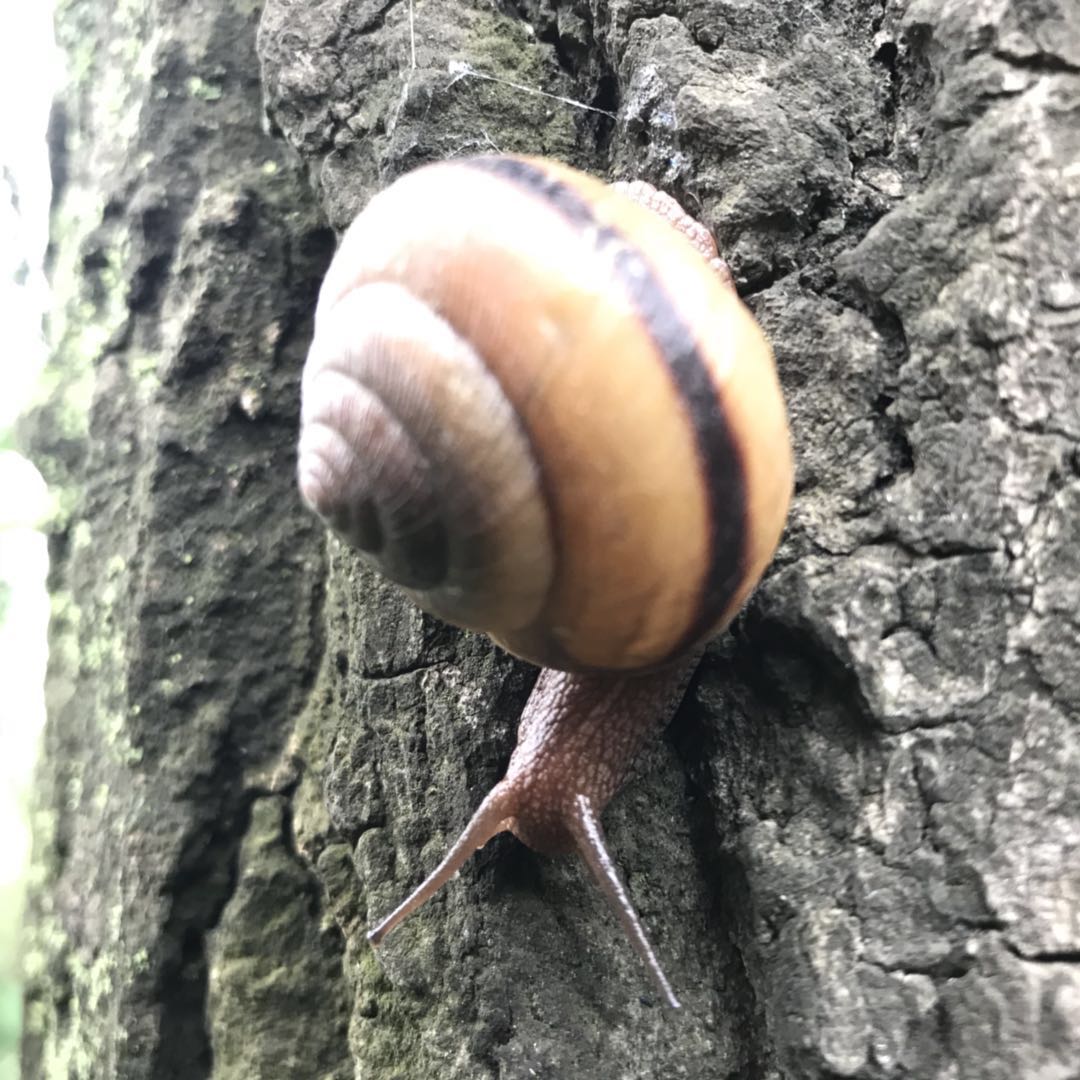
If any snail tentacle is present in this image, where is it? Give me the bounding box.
[569,793,680,1010]
[368,658,698,1003]
[367,782,515,947]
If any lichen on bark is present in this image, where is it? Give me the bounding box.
[22,1,349,1077]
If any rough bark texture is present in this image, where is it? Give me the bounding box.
[23,0,1080,1078]
[21,1,348,1078]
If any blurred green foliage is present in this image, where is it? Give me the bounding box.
[0,972,19,1080]
[0,753,23,1080]
[0,521,40,1076]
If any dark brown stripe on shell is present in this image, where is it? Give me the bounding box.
[467,155,749,655]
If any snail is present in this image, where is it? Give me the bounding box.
[298,155,793,1008]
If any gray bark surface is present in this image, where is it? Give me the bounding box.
[23,0,1080,1078]
[22,1,348,1078]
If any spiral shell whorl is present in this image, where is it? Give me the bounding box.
[299,281,556,635]
[299,155,792,673]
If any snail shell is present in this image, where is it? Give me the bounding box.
[298,155,792,675]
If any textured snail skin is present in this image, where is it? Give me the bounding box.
[298,156,793,1008]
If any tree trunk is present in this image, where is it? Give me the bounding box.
[24,1,1080,1078]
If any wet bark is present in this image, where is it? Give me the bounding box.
[23,1,1080,1078]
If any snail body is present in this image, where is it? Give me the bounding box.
[299,155,793,1008]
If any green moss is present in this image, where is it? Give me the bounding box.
[186,76,223,101]
[127,352,161,391]
[46,591,82,691]
[98,708,142,766]
[230,0,262,18]
[32,174,132,535]
[206,798,351,1078]
[69,521,92,552]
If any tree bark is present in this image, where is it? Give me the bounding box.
[24,0,1080,1078]
[21,2,347,1078]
